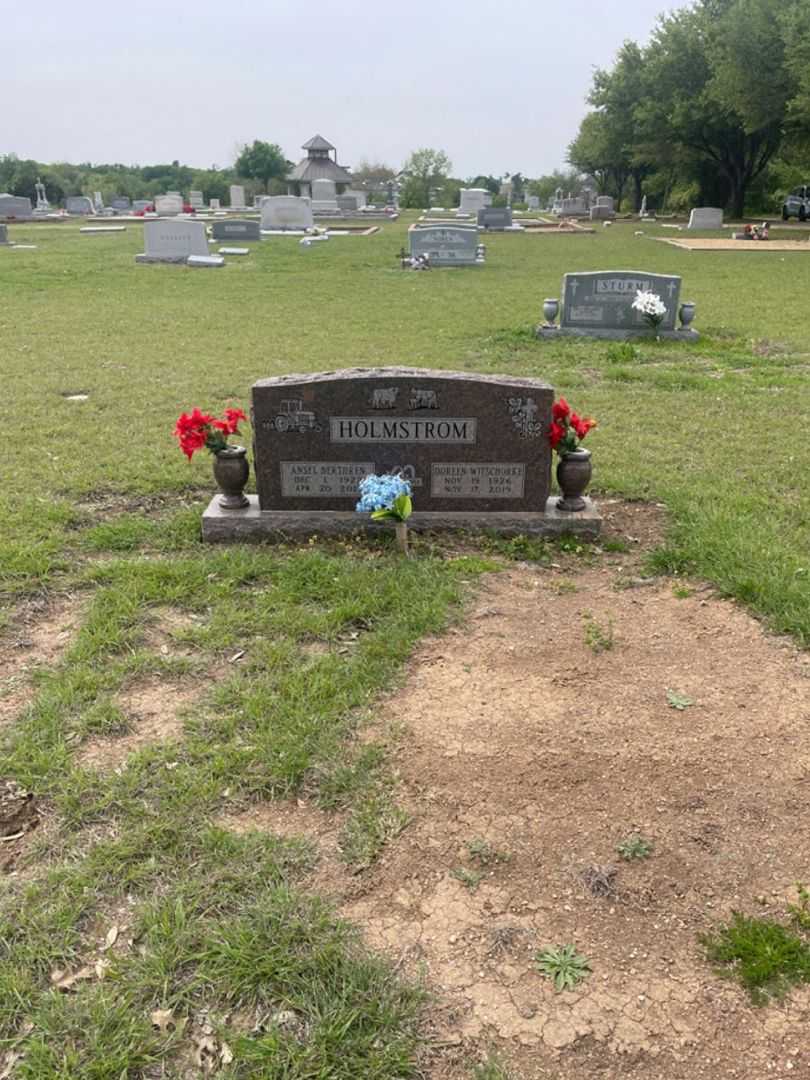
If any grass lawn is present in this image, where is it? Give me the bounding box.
[1,212,810,1077]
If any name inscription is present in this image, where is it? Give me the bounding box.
[281,461,374,497]
[431,463,525,499]
[330,417,477,444]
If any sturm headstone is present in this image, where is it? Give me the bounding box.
[229,184,246,208]
[688,207,723,230]
[154,193,184,216]
[538,270,698,340]
[478,207,513,230]
[210,219,261,241]
[66,195,94,215]
[261,195,314,231]
[0,194,32,219]
[409,224,481,266]
[135,218,210,263]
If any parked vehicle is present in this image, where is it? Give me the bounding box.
[782,185,810,221]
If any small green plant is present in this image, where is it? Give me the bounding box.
[452,866,483,891]
[701,913,810,1004]
[535,944,591,991]
[602,537,630,553]
[584,613,614,653]
[667,689,694,710]
[788,883,810,929]
[617,834,653,861]
[605,341,640,364]
[672,584,694,599]
[467,838,511,867]
[473,1055,514,1080]
[549,577,578,594]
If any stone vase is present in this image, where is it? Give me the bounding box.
[213,446,249,509]
[543,298,559,326]
[556,449,592,512]
[679,302,696,331]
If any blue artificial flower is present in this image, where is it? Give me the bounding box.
[356,472,412,513]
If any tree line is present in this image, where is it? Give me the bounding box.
[567,0,810,216]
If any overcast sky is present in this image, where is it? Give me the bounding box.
[6,0,665,178]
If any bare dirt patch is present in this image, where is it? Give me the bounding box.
[77,677,201,770]
[347,561,810,1079]
[0,592,85,728]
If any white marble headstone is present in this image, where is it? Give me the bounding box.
[260,196,314,231]
[136,218,210,263]
[229,185,246,208]
[154,194,185,216]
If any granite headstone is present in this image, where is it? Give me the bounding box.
[66,195,94,215]
[0,194,32,219]
[408,224,480,266]
[260,195,314,231]
[210,219,261,241]
[250,368,553,514]
[154,193,184,216]
[478,207,513,230]
[135,218,210,263]
[687,207,723,230]
[538,270,697,340]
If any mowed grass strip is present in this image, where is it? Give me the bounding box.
[3,214,810,638]
[0,547,494,1076]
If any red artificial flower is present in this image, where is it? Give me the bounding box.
[572,414,597,440]
[224,407,247,434]
[178,428,207,460]
[549,420,565,449]
[212,419,231,433]
[552,397,571,421]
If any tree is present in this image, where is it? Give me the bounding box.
[399,148,452,208]
[234,140,289,192]
[351,160,396,183]
[567,111,630,207]
[638,0,796,216]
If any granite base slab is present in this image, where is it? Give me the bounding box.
[536,325,699,342]
[135,253,189,264]
[202,495,601,542]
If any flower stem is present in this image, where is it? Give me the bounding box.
[394,520,410,556]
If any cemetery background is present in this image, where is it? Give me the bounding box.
[3,210,810,1079]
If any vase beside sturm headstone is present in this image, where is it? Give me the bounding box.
[201,367,601,542]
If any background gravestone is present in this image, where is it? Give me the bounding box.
[229,184,246,208]
[154,194,184,215]
[538,270,697,340]
[251,368,553,513]
[478,207,513,230]
[111,197,131,212]
[135,218,210,263]
[688,207,723,230]
[210,219,261,241]
[261,196,314,231]
[409,224,480,266]
[66,196,94,215]
[0,194,33,219]
[0,224,8,244]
